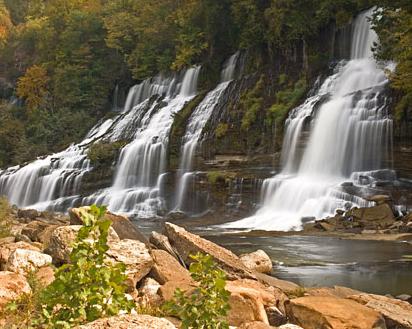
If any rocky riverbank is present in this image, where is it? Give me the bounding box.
[0,206,412,328]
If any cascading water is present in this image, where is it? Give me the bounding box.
[83,67,201,217]
[174,53,239,213]
[0,67,200,215]
[224,8,394,231]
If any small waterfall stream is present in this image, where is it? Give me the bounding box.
[225,8,394,231]
[174,53,239,213]
[84,67,201,217]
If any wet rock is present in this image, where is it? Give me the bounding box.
[396,294,412,304]
[286,296,386,329]
[46,225,120,265]
[255,272,301,294]
[74,314,177,329]
[238,321,274,329]
[347,203,395,228]
[164,222,254,279]
[6,248,52,275]
[368,195,392,205]
[35,266,55,286]
[226,279,288,326]
[0,271,31,307]
[106,239,153,292]
[70,207,148,243]
[0,241,40,269]
[17,209,40,220]
[240,250,273,274]
[150,249,193,285]
[348,293,412,329]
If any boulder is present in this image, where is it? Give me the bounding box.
[254,273,300,294]
[74,314,177,329]
[137,277,162,306]
[35,266,55,286]
[286,296,387,329]
[106,239,153,292]
[238,321,274,329]
[158,280,197,302]
[0,241,40,269]
[21,220,49,242]
[150,231,182,262]
[368,195,392,205]
[347,204,395,228]
[305,286,362,298]
[240,250,273,274]
[6,248,52,275]
[164,222,254,280]
[17,209,40,220]
[46,225,120,265]
[348,293,412,329]
[226,279,288,326]
[150,249,193,285]
[265,305,287,326]
[0,271,31,307]
[70,207,148,243]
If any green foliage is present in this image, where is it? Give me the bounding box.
[0,196,12,238]
[39,205,134,328]
[267,77,307,126]
[240,75,265,131]
[215,123,229,139]
[372,4,412,123]
[164,253,230,329]
[87,141,126,169]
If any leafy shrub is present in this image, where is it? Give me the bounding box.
[215,123,228,139]
[240,75,265,131]
[39,205,134,328]
[164,253,230,329]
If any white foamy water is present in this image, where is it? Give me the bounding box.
[224,8,393,231]
[174,53,239,213]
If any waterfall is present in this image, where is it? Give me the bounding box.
[174,53,239,213]
[224,8,394,231]
[83,66,201,217]
[0,67,200,215]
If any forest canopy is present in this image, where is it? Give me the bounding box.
[0,0,410,167]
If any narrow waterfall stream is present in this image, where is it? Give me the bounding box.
[224,8,394,231]
[173,53,239,213]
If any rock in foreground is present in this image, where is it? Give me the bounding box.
[348,293,412,329]
[164,222,254,280]
[240,249,273,274]
[286,296,387,329]
[75,314,177,329]
[0,271,31,307]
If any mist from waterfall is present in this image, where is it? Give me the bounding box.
[173,53,240,214]
[224,8,394,231]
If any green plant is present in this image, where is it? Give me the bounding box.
[2,270,45,329]
[215,123,228,139]
[39,205,134,328]
[87,141,126,168]
[0,197,12,238]
[164,253,230,329]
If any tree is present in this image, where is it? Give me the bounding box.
[16,65,49,112]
